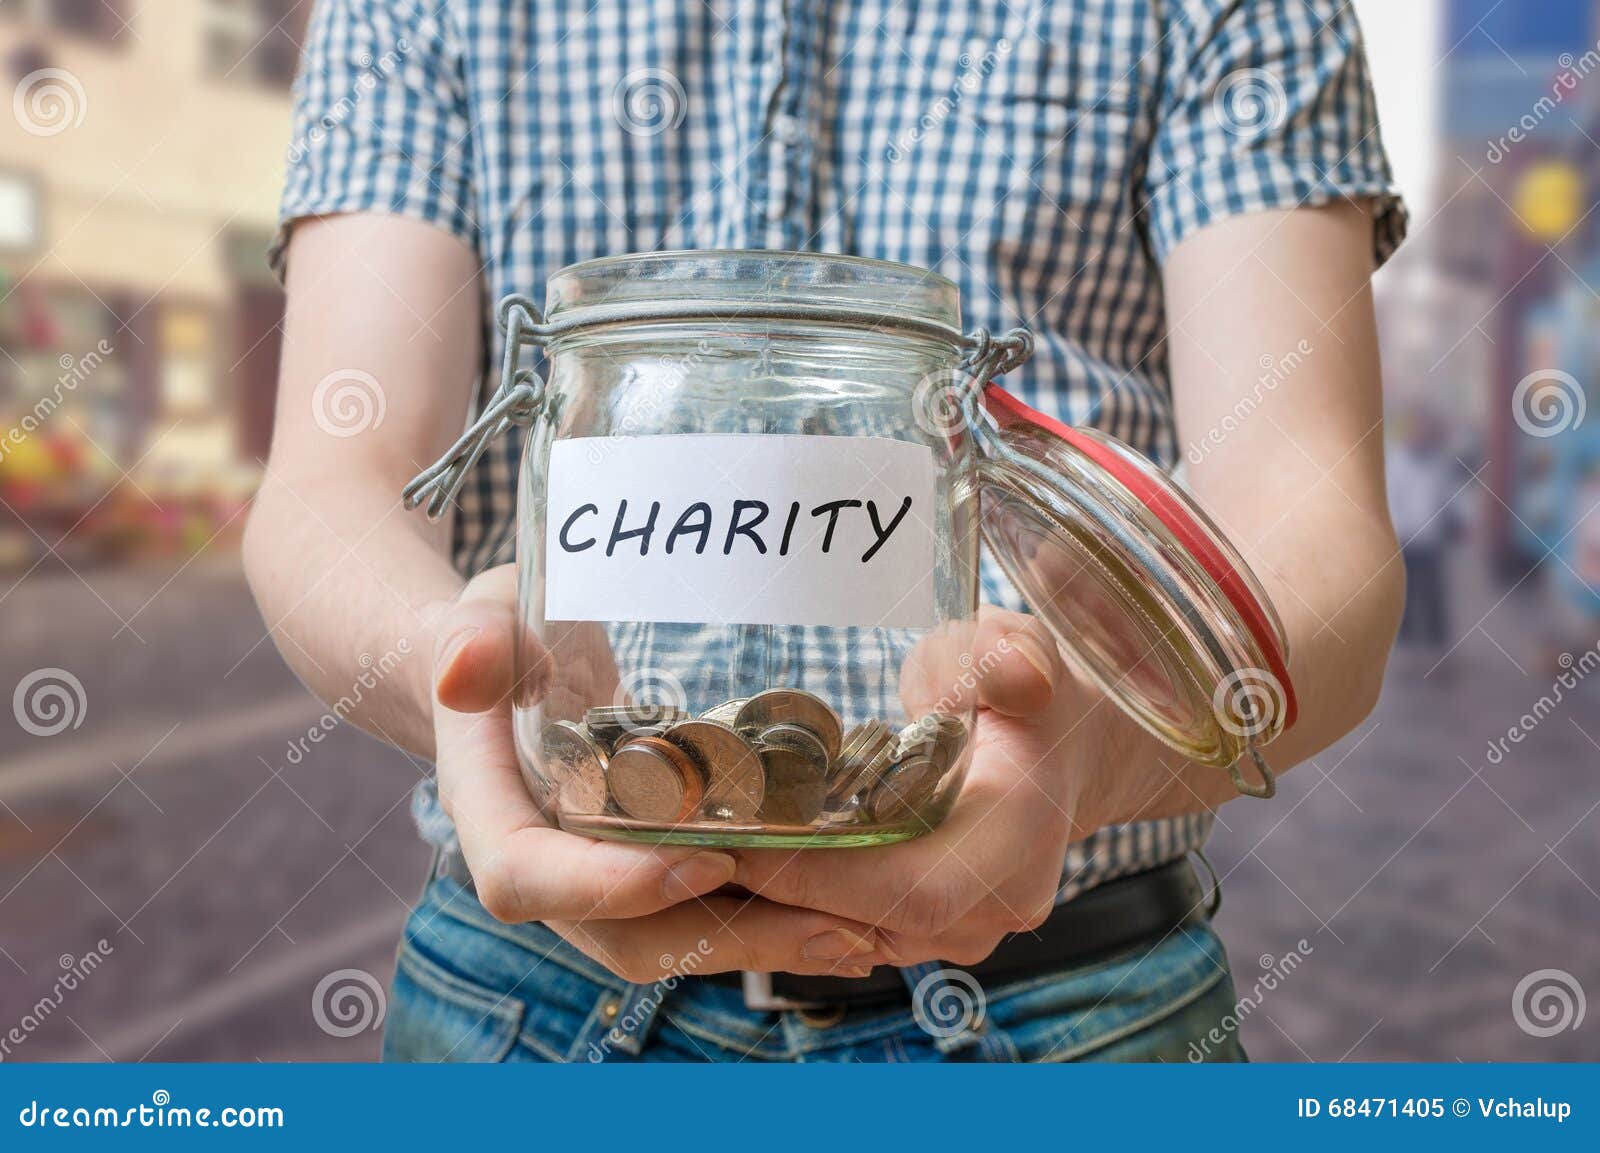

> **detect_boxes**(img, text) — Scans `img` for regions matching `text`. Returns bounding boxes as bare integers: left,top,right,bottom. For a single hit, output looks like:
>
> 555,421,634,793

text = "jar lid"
975,385,1295,781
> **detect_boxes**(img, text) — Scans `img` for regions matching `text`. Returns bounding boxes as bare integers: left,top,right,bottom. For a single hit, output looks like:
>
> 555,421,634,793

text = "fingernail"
836,964,874,979
875,935,905,964
436,626,480,675
1010,633,1055,684
661,852,737,902
802,929,878,961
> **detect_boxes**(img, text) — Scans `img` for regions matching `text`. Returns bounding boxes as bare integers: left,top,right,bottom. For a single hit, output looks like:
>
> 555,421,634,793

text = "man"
247,0,1405,1061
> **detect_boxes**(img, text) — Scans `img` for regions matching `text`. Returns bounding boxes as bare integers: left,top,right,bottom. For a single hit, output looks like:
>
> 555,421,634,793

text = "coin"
735,690,842,764
665,720,765,820
755,721,830,766
607,736,705,823
543,720,609,814
825,720,897,807
865,754,942,824
898,713,968,773
755,745,829,825
698,697,750,727
584,704,686,747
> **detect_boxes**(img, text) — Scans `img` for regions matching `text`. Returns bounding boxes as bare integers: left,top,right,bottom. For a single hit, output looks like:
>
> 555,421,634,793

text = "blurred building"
1434,0,1600,601
0,0,305,565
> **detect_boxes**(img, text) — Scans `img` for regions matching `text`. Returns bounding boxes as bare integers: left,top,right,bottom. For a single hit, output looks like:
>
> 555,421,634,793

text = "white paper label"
544,434,939,628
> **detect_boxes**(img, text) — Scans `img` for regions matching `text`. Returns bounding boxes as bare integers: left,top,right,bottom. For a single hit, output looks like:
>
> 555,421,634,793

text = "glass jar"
406,251,1295,848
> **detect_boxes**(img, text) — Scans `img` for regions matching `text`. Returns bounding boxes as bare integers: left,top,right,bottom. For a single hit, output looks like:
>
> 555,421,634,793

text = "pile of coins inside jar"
540,689,969,829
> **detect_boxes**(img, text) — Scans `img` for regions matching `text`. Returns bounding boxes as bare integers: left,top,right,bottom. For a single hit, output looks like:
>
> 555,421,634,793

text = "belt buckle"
741,971,826,1012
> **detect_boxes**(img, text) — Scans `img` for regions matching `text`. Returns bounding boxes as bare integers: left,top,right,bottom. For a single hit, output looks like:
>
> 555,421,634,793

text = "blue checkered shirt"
273,0,1404,903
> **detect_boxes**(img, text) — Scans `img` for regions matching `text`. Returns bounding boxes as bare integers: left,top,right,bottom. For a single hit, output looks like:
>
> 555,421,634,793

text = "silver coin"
756,745,829,826
897,713,968,773
865,754,942,824
735,690,842,764
665,720,765,821
607,736,704,823
825,720,896,806
698,697,750,727
543,720,609,815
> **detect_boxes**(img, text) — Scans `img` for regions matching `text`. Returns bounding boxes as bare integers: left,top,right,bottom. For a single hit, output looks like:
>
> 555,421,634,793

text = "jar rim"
544,249,963,333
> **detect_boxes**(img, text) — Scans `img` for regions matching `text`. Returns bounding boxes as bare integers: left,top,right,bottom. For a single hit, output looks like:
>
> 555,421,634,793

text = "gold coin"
735,690,842,764
756,745,829,826
665,720,765,821
865,755,942,824
607,736,704,823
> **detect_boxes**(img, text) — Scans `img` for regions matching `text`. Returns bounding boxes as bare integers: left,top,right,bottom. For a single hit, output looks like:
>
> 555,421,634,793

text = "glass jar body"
512,319,981,847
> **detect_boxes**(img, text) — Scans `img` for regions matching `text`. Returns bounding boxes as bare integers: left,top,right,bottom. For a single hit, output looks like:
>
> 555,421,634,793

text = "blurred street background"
1,0,1597,1062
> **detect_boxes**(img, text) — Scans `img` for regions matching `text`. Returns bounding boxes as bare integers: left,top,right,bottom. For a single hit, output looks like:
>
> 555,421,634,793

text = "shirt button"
772,114,803,146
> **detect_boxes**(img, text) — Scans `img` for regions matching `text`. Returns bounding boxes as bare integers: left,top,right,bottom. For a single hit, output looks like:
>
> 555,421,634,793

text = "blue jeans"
382,875,1247,1063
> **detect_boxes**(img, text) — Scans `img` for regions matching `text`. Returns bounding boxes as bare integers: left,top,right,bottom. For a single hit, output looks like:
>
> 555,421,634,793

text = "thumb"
433,564,521,713
973,607,1060,717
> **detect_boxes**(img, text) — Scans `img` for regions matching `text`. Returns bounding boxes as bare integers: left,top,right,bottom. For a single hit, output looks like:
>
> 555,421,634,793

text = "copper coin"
825,720,896,806
735,690,842,764
607,736,704,823
865,755,942,824
756,745,829,826
665,720,765,821
542,720,609,814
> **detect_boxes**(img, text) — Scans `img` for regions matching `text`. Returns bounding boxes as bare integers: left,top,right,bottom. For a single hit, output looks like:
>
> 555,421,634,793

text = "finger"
433,565,521,713
434,693,735,923
971,606,1061,717
552,896,892,981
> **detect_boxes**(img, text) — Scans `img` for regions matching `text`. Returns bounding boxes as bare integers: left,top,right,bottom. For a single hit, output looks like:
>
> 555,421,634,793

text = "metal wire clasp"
403,295,549,521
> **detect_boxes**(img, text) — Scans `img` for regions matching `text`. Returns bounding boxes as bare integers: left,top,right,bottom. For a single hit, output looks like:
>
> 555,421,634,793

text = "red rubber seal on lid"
983,384,1297,731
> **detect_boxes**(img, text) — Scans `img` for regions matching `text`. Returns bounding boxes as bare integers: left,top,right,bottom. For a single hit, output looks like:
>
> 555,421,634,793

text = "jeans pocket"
987,922,1236,1063
383,940,528,1063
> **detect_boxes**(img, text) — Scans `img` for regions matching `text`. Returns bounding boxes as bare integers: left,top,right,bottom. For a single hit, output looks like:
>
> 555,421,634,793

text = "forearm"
244,472,461,759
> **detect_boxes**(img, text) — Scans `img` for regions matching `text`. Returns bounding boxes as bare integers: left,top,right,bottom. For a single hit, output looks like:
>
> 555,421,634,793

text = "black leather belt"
440,853,1211,1010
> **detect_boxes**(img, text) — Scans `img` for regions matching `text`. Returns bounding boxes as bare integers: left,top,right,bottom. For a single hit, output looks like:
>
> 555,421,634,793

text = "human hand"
430,565,895,981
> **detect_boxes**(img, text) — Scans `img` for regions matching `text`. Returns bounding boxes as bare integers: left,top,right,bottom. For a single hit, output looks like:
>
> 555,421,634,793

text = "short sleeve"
268,0,478,280
1141,0,1407,267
